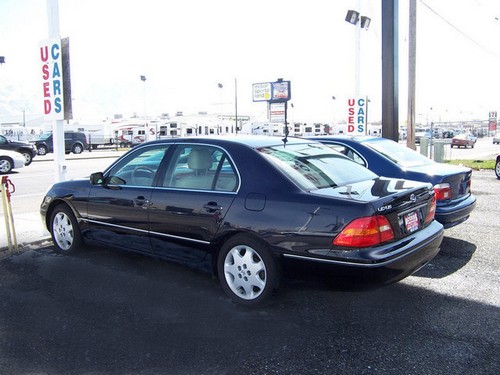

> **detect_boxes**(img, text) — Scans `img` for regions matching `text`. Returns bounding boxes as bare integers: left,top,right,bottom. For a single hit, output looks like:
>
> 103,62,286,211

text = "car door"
85,144,171,253
148,144,239,262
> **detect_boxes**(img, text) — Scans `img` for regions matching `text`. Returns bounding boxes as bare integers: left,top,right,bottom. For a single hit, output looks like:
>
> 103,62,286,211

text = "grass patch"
446,159,496,170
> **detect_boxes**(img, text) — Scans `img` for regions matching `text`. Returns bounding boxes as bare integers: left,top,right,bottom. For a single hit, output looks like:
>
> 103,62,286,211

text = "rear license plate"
404,211,420,233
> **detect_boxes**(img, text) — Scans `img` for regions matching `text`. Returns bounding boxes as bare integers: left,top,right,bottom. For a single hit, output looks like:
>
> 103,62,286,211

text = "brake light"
425,194,437,224
333,215,394,248
434,183,452,200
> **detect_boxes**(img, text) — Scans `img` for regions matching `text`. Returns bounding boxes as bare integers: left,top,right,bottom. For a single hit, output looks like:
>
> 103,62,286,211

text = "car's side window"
163,145,238,192
107,146,170,187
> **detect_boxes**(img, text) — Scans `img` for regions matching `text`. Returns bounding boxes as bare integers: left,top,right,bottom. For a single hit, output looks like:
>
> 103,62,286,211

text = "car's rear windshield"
363,138,434,168
38,132,52,140
257,143,378,190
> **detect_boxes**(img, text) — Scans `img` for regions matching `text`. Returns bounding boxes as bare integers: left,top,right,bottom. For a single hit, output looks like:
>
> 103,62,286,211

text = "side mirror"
90,172,104,185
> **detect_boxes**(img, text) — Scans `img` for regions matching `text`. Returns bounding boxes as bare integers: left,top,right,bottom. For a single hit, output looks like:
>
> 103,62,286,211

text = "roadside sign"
489,111,497,132
269,102,286,123
271,80,291,102
252,83,272,102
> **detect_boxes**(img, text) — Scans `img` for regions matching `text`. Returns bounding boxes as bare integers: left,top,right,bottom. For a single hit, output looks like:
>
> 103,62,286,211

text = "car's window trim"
161,142,241,193
103,142,241,193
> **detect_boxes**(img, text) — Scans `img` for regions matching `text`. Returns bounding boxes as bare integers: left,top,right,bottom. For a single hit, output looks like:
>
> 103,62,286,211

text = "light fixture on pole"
345,9,371,97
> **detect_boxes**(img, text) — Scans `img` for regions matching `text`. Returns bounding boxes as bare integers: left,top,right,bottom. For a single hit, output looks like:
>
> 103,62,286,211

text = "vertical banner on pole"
347,97,367,134
40,38,65,121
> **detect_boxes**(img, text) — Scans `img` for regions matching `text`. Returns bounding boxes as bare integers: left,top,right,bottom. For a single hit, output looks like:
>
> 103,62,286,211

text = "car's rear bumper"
435,194,476,229
281,220,444,285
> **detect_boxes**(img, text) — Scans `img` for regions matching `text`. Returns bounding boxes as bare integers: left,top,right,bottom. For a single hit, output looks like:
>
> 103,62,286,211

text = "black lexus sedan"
41,136,444,306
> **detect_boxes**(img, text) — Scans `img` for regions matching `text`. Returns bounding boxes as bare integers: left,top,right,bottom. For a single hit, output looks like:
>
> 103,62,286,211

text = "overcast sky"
1,0,500,126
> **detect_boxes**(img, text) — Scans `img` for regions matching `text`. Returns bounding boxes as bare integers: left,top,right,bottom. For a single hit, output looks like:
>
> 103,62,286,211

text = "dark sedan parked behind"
41,136,444,306
0,134,37,165
311,136,476,229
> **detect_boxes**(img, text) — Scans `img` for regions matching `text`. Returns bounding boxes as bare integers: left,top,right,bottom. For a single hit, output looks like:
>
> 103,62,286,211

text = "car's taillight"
333,215,395,248
434,183,452,200
425,194,437,224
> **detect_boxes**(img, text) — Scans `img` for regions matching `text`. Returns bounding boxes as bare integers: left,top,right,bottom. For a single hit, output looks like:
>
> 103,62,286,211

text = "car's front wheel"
217,234,279,307
495,159,500,180
50,204,83,254
0,157,13,174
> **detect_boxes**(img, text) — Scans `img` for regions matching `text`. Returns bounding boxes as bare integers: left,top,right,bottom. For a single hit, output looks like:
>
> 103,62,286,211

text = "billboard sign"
271,80,291,102
252,83,272,102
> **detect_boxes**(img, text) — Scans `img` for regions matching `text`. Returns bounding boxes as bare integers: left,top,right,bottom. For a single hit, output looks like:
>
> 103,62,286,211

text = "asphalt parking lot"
0,170,498,375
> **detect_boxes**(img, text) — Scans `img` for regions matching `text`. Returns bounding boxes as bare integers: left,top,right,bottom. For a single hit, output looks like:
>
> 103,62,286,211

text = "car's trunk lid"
313,177,436,238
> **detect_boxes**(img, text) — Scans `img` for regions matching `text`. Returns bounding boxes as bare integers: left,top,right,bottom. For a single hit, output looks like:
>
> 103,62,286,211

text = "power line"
419,0,500,58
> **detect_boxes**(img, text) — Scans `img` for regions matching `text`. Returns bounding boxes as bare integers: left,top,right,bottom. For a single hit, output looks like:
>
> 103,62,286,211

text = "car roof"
309,135,382,143
138,135,319,149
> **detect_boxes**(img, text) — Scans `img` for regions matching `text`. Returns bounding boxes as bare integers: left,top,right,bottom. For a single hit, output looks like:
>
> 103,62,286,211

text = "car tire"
21,152,33,166
37,145,48,155
72,143,83,154
0,157,13,174
217,234,279,307
50,204,83,254
495,160,500,180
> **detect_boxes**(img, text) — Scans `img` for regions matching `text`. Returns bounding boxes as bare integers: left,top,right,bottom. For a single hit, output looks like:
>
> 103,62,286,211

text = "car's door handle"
135,196,150,208
203,202,223,212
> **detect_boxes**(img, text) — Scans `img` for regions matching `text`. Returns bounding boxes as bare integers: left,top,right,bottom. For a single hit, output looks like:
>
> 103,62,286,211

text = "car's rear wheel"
0,157,13,174
22,152,33,166
495,160,500,180
72,143,83,154
50,204,83,254
217,234,279,307
37,145,48,155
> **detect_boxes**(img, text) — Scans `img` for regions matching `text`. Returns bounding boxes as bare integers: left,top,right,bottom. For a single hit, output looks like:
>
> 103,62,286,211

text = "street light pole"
332,96,336,131
345,6,371,97
355,8,361,97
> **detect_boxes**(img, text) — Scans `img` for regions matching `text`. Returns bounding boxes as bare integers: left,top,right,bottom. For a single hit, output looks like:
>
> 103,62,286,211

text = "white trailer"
114,123,157,147
62,123,115,149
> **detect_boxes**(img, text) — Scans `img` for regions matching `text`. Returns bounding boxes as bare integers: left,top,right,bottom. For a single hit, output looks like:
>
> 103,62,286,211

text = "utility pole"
407,0,417,149
234,77,238,134
381,0,399,142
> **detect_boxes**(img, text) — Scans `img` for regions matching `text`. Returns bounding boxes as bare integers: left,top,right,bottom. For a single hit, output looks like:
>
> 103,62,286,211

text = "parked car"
41,136,444,306
32,131,89,155
311,135,476,229
0,134,37,165
414,130,431,144
451,133,476,148
493,135,500,145
495,155,500,179
0,149,25,174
